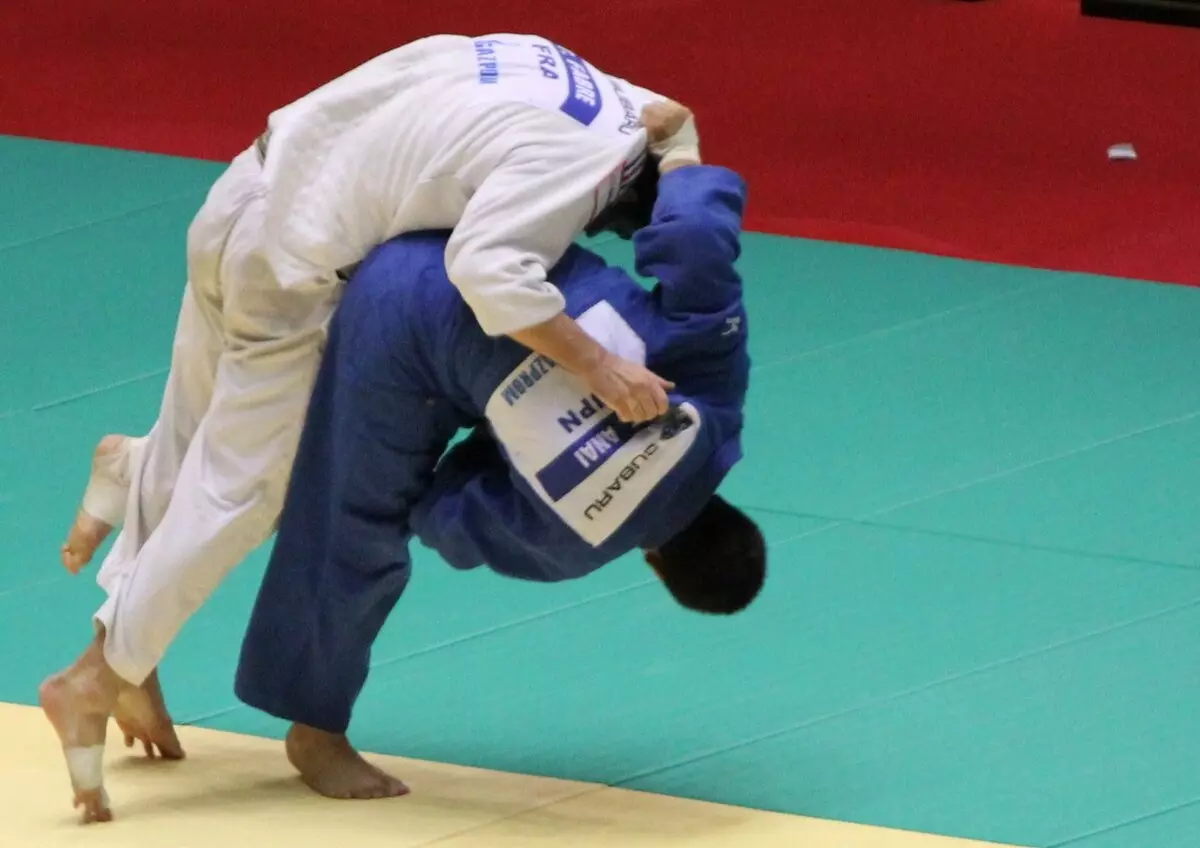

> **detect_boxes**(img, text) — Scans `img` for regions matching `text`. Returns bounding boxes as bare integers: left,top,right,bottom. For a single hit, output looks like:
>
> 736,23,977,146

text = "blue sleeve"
410,429,607,582
632,165,748,318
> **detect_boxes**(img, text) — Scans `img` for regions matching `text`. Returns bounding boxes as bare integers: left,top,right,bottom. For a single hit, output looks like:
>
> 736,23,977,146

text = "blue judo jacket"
401,165,751,580
234,165,751,735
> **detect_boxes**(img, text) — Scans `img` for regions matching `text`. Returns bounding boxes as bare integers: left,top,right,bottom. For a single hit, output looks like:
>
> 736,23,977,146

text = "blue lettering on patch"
553,44,603,126
500,355,558,406
613,80,640,136
473,39,504,84
536,414,646,501
556,394,607,433
533,43,559,79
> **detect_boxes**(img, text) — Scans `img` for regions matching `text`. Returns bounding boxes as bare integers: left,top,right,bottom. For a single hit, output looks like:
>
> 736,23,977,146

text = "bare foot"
285,723,409,800
114,670,186,761
62,434,138,574
38,648,121,824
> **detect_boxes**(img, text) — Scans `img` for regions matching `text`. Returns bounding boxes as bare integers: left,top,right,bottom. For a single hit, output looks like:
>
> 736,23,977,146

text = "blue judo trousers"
234,165,751,734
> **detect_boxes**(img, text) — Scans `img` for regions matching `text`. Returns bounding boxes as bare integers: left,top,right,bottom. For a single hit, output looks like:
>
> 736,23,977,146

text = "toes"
83,805,114,825
355,779,392,800
362,778,388,800
62,521,107,573
119,732,184,761
366,764,409,798
61,545,86,575
159,739,186,760
366,772,409,799
74,790,113,825
115,718,139,748
383,778,410,798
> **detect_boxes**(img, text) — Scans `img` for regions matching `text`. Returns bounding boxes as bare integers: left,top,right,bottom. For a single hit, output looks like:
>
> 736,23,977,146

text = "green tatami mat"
0,135,220,252
2,139,1199,848
0,197,202,415
622,525,1200,846
723,267,1200,521
1052,801,1200,848
883,412,1200,567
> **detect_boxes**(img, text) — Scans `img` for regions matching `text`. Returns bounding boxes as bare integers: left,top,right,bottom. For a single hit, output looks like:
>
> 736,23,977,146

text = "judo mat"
4,0,1200,286
3,134,1200,848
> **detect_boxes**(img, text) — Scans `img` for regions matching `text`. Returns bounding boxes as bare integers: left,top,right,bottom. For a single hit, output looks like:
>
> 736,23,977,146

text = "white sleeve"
445,113,641,337
616,79,667,112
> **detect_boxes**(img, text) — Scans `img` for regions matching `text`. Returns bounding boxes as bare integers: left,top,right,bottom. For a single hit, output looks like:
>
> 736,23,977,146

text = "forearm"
481,153,695,373
509,312,610,377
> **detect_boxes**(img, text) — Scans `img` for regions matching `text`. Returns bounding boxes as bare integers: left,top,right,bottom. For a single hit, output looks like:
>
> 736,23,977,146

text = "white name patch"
485,301,700,546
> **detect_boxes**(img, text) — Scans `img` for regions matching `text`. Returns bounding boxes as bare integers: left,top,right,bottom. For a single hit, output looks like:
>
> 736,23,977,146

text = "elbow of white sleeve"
448,263,567,338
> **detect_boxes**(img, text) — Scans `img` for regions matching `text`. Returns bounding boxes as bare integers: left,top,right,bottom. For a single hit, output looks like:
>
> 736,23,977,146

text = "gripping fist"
641,101,700,170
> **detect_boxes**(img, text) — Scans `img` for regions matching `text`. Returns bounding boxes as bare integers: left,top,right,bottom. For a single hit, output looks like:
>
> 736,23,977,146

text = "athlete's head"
645,494,766,615
584,153,661,240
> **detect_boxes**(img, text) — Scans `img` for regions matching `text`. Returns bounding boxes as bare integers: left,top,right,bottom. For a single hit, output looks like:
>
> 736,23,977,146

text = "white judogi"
93,33,665,684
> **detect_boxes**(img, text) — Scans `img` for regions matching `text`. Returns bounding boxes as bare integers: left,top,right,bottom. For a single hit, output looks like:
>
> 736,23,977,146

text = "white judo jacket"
258,33,663,337
84,35,667,694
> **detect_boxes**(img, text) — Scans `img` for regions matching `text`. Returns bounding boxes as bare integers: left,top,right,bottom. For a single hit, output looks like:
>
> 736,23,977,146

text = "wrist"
576,344,613,378
649,114,700,170
660,156,702,174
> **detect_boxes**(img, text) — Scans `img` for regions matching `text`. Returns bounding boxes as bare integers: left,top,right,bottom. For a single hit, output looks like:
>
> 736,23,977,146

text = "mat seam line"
744,223,1199,288
186,550,1179,816
176,523,829,727
605,594,1200,789
1046,795,1200,846
864,407,1200,520
0,223,603,417
739,504,1200,573
0,269,1041,419
0,367,171,420
0,520,824,608
751,278,1049,373
31,368,171,412
179,580,659,726
730,404,1200,561
0,188,206,254
0,575,69,599
411,783,614,848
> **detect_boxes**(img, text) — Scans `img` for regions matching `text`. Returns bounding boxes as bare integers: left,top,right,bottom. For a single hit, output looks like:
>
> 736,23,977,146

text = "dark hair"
584,153,661,240
655,495,766,615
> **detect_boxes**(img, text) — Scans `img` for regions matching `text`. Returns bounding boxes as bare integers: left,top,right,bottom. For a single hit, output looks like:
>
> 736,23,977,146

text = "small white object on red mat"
1108,143,1138,161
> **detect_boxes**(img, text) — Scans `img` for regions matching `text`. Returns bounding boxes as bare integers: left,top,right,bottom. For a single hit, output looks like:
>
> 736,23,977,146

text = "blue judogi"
235,166,750,733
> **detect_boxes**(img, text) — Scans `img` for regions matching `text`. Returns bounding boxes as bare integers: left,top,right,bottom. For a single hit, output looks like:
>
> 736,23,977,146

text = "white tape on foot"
80,438,139,527
65,744,106,792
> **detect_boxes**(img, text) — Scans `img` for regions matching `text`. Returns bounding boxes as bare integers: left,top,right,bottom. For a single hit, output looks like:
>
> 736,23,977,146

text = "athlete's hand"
509,314,672,422
582,351,675,424
642,101,700,171
642,100,693,143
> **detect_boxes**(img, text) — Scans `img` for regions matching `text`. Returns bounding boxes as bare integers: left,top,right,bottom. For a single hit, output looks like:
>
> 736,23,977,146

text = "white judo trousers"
89,32,663,685
95,149,338,684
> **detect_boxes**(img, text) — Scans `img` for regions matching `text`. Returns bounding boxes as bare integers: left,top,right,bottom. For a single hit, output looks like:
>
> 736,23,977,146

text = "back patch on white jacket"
471,35,645,139
485,301,701,547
